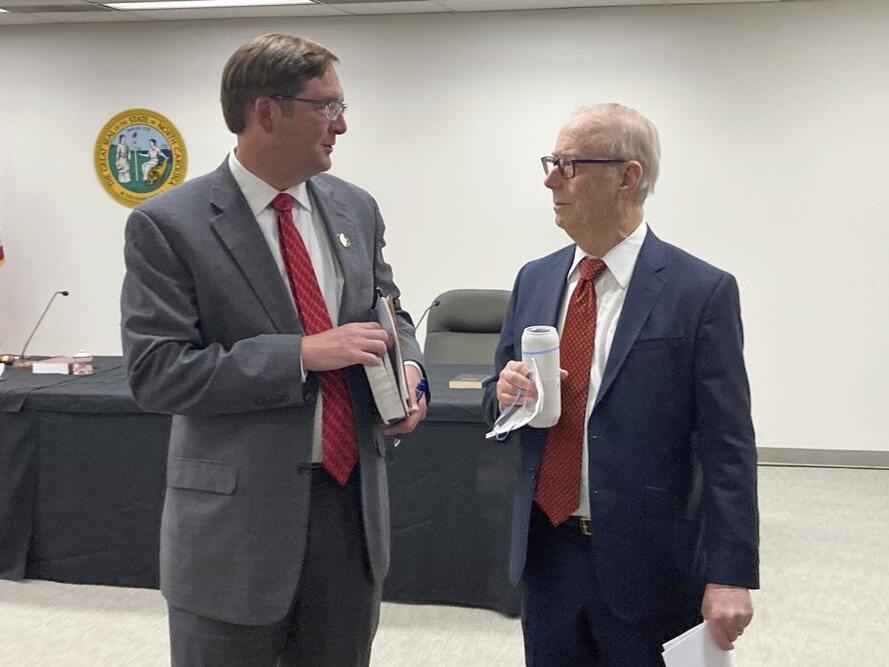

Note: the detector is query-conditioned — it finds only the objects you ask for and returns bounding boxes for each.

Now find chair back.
[424,289,511,365]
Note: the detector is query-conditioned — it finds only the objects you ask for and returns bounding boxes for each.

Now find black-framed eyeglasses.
[271,96,348,121]
[541,155,626,179]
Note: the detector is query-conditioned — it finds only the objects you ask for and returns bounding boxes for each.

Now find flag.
[0,226,5,265]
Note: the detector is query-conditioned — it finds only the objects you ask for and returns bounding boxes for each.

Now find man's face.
[275,66,347,179]
[544,116,622,243]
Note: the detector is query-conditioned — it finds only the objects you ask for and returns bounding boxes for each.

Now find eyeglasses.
[271,96,348,121]
[541,155,626,179]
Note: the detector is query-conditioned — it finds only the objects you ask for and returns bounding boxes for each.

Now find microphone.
[13,290,70,368]
[415,299,441,330]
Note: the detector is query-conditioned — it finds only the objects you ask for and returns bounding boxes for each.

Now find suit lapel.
[540,247,575,328]
[594,229,667,406]
[307,177,362,322]
[208,162,302,334]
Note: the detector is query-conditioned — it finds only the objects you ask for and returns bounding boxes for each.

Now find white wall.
[1,0,887,451]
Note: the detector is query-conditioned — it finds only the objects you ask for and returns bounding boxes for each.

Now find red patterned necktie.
[271,193,357,485]
[535,257,608,526]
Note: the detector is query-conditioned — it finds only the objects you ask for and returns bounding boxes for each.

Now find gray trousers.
[168,467,380,667]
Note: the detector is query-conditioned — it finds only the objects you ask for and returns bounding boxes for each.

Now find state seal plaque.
[94,108,187,208]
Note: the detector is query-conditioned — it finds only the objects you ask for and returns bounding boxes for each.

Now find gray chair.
[423,289,511,365]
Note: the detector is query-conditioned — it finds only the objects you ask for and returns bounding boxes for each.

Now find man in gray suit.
[120,34,427,666]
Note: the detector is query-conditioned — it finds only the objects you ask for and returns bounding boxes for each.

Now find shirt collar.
[567,221,648,289]
[227,148,312,217]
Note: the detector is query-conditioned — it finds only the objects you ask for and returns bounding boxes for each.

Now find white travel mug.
[521,325,561,428]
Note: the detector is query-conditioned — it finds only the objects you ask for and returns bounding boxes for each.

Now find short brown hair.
[220,33,339,134]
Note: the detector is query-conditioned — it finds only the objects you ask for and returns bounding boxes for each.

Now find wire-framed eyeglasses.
[541,155,626,179]
[271,96,348,121]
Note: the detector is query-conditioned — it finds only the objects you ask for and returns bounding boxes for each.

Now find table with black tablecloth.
[386,364,520,615]
[0,359,520,616]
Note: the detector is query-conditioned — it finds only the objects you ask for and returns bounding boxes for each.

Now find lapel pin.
[338,233,351,248]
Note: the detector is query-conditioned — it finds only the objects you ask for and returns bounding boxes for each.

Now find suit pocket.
[631,334,684,352]
[642,485,694,523]
[168,457,237,495]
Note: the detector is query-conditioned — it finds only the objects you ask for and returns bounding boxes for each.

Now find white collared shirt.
[557,222,648,518]
[228,149,343,462]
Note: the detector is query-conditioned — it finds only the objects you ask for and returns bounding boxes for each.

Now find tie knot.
[579,257,607,283]
[270,192,296,214]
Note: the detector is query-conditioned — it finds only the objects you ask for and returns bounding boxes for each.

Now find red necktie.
[271,193,357,485]
[535,257,607,526]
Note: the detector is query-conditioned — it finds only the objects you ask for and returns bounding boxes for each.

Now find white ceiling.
[0,0,809,26]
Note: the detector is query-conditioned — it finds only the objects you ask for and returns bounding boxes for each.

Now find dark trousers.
[521,505,697,667]
[168,467,380,667]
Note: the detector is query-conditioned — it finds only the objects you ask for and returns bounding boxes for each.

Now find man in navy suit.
[483,103,758,666]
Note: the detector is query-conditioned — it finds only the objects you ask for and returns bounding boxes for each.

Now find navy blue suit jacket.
[483,228,759,622]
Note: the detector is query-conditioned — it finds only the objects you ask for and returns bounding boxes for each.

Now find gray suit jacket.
[120,161,422,625]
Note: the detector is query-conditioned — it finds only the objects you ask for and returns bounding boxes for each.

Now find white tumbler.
[521,325,561,428]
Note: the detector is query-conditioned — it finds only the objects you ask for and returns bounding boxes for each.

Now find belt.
[563,515,593,536]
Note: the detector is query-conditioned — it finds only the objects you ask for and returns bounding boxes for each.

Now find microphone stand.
[415,299,441,332]
[13,290,70,369]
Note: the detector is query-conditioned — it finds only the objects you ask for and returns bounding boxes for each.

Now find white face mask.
[486,356,547,441]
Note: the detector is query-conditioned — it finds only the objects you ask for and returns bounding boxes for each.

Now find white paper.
[663,622,737,667]
[662,622,700,652]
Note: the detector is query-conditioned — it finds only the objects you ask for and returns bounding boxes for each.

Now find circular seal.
[94,108,187,208]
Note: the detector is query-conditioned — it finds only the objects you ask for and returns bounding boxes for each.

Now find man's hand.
[384,363,427,435]
[701,583,753,650]
[496,360,537,409]
[495,362,568,410]
[301,323,389,371]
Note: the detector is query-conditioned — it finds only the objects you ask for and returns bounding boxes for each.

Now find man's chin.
[320,156,333,172]
[555,217,583,244]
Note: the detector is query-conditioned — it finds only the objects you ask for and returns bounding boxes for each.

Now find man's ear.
[618,161,643,201]
[251,97,275,134]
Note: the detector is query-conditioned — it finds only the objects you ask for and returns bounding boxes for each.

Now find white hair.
[575,103,661,203]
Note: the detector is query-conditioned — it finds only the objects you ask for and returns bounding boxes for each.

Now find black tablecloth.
[0,359,519,615]
[387,365,520,615]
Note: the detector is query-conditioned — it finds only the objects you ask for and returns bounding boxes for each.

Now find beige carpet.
[1,466,887,666]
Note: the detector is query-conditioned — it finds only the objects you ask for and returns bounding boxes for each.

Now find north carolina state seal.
[94,108,187,208]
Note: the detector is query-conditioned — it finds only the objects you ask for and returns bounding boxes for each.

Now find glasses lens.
[542,157,555,175]
[562,159,574,179]
[325,102,346,121]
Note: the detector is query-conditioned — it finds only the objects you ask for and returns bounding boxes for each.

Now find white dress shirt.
[556,222,647,518]
[228,149,343,462]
